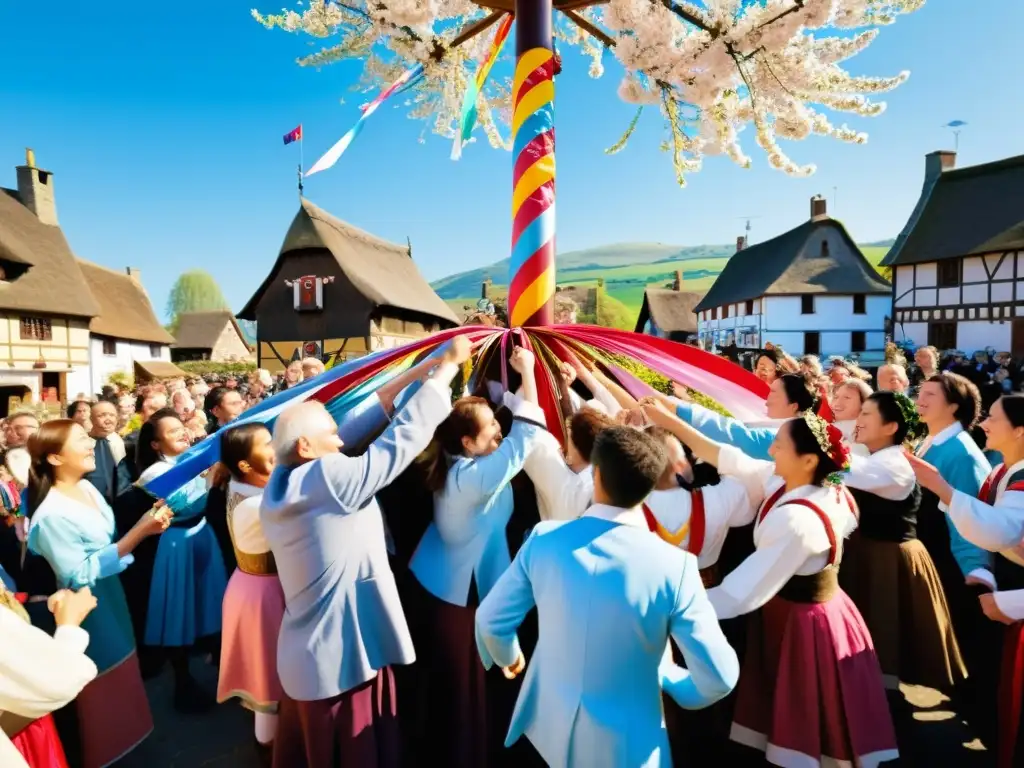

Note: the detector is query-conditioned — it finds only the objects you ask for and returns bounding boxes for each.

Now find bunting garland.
[305,62,426,177]
[451,13,514,161]
[141,325,768,509]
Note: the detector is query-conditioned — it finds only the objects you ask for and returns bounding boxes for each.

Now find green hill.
[435,240,892,321]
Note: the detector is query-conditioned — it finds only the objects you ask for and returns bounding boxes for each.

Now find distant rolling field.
[440,242,892,321]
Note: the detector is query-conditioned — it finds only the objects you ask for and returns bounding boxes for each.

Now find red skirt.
[998,620,1024,768]
[10,715,68,768]
[272,667,399,768]
[730,590,899,767]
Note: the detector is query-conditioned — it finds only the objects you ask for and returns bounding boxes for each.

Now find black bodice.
[848,483,922,543]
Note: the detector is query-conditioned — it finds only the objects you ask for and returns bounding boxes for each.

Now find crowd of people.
[1,334,1023,768]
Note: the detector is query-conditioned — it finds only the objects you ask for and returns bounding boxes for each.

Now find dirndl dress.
[730,497,898,767]
[995,554,1024,768]
[841,484,967,692]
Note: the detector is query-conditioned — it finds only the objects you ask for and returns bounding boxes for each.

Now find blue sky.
[1,1,1021,320]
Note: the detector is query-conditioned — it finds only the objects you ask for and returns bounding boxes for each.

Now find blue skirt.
[144,517,227,647]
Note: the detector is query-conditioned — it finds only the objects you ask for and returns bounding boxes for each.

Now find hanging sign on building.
[284,275,335,311]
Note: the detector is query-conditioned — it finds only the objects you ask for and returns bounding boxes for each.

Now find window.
[149,344,162,358]
[712,307,719,320]
[804,331,821,356]
[744,299,754,315]
[20,316,51,341]
[801,295,815,315]
[820,240,830,257]
[928,322,957,350]
[937,259,961,288]
[851,331,866,352]
[101,338,116,356]
[853,294,866,314]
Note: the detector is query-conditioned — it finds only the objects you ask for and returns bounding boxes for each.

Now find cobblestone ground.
[116,668,994,766]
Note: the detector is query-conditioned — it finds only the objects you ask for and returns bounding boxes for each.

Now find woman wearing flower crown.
[640,401,897,768]
[910,393,1024,768]
[840,391,966,704]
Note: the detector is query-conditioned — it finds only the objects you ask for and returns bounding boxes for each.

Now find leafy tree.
[166,270,230,331]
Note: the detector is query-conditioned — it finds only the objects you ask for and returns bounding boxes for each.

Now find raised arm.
[673,400,775,460]
[661,557,739,709]
[0,606,97,721]
[641,400,723,467]
[321,338,470,510]
[524,432,593,521]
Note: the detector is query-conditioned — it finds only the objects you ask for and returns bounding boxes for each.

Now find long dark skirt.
[405,576,536,768]
[272,667,399,768]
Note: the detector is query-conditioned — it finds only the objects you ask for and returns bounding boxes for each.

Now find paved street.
[114,664,995,767]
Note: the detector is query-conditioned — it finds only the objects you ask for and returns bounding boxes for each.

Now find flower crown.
[890,391,922,440]
[802,411,851,477]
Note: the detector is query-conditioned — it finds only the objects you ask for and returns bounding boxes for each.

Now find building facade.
[172,310,253,363]
[695,196,891,358]
[0,150,171,411]
[884,151,1024,355]
[239,198,457,373]
[635,269,707,342]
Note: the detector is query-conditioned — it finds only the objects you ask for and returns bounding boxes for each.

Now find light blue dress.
[476,504,739,768]
[409,394,547,606]
[139,457,227,647]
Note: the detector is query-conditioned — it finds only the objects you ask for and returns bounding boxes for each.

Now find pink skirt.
[217,569,285,713]
[730,589,899,767]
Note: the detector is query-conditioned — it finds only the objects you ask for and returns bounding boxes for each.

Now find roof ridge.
[943,153,1024,180]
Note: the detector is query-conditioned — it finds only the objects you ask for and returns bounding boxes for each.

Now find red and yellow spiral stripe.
[509,47,556,328]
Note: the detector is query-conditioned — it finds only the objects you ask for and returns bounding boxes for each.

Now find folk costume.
[914,421,995,740]
[407,392,547,768]
[523,430,593,523]
[0,593,95,768]
[137,459,227,648]
[261,376,454,768]
[841,446,966,693]
[711,443,898,768]
[216,480,284,716]
[946,459,1024,767]
[83,433,130,508]
[476,503,738,768]
[28,481,154,768]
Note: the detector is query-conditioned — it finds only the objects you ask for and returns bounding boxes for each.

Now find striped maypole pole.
[508,0,555,328]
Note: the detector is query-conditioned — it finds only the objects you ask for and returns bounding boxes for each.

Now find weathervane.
[943,120,967,152]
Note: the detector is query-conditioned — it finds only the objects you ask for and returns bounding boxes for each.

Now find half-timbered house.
[239,198,458,372]
[695,197,891,357]
[884,151,1024,354]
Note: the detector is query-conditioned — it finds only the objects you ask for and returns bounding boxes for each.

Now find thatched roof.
[173,310,251,351]
[0,189,99,318]
[695,218,890,312]
[134,359,186,381]
[883,154,1024,267]
[635,288,705,334]
[239,198,457,326]
[78,261,173,345]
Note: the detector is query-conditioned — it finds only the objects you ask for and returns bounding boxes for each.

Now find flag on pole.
[283,125,303,145]
[305,63,425,177]
[452,14,514,160]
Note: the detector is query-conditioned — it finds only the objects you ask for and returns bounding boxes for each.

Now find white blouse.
[843,445,915,501]
[523,432,594,522]
[0,607,97,768]
[707,445,857,620]
[227,480,269,555]
[643,480,752,570]
[948,458,1024,620]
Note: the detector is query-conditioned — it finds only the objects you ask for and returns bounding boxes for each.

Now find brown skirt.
[840,531,967,692]
[272,667,399,768]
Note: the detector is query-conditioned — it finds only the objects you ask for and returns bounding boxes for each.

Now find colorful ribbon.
[306,62,425,177]
[451,13,514,161]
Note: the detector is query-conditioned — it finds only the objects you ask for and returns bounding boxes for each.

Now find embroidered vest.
[980,466,1024,591]
[226,491,277,577]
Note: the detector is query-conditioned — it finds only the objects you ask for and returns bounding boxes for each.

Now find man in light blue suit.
[476,425,739,768]
[260,336,471,768]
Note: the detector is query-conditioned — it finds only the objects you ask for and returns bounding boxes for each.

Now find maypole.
[508,0,556,328]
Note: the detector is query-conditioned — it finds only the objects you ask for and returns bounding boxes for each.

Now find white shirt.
[0,608,97,768]
[707,446,857,620]
[524,433,594,522]
[844,445,915,501]
[642,479,753,569]
[948,458,1024,619]
[227,480,270,555]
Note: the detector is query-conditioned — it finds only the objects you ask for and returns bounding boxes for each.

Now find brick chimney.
[126,267,142,281]
[925,150,956,183]
[810,195,827,221]
[673,270,683,291]
[736,235,746,251]
[16,148,58,226]
[481,278,491,299]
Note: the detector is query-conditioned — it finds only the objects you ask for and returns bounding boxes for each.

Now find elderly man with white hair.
[261,335,471,768]
[877,363,910,394]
